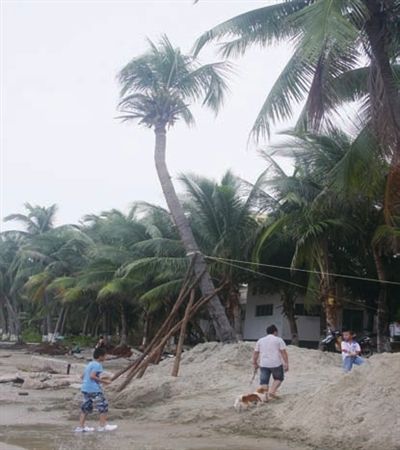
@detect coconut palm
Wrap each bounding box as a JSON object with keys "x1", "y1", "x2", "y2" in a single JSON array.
[
  {"x1": 194, "y1": 0, "x2": 400, "y2": 221},
  {"x1": 1, "y1": 204, "x2": 60, "y2": 339},
  {"x1": 255, "y1": 129, "x2": 368, "y2": 330},
  {"x1": 117, "y1": 35, "x2": 236, "y2": 341},
  {"x1": 77, "y1": 208, "x2": 188, "y2": 345},
  {"x1": 4, "y1": 203, "x2": 58, "y2": 236},
  {"x1": 179, "y1": 170, "x2": 267, "y2": 337},
  {"x1": 22, "y1": 226, "x2": 94, "y2": 338},
  {"x1": 0, "y1": 233, "x2": 25, "y2": 339},
  {"x1": 256, "y1": 125, "x2": 400, "y2": 349},
  {"x1": 194, "y1": 1, "x2": 400, "y2": 139}
]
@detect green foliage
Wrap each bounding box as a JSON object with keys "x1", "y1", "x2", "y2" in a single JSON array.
[
  {"x1": 118, "y1": 35, "x2": 232, "y2": 130},
  {"x1": 195, "y1": 0, "x2": 400, "y2": 141},
  {"x1": 21, "y1": 328, "x2": 42, "y2": 343},
  {"x1": 63, "y1": 335, "x2": 97, "y2": 348}
]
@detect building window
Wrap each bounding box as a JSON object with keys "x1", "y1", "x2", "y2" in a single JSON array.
[
  {"x1": 295, "y1": 304, "x2": 321, "y2": 317},
  {"x1": 255, "y1": 304, "x2": 273, "y2": 317}
]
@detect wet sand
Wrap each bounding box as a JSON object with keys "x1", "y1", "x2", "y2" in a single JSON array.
[{"x1": 0, "y1": 349, "x2": 311, "y2": 450}]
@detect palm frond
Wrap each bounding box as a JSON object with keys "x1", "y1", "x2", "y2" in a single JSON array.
[{"x1": 193, "y1": 1, "x2": 310, "y2": 56}]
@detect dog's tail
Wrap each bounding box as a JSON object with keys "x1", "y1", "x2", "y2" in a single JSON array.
[{"x1": 234, "y1": 396, "x2": 243, "y2": 412}]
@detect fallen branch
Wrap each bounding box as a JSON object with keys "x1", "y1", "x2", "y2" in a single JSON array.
[{"x1": 117, "y1": 281, "x2": 227, "y2": 391}]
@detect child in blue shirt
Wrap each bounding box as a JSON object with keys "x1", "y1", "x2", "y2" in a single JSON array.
[{"x1": 75, "y1": 347, "x2": 117, "y2": 432}]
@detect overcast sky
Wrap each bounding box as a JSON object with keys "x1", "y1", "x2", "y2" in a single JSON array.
[{"x1": 1, "y1": 0, "x2": 295, "y2": 231}]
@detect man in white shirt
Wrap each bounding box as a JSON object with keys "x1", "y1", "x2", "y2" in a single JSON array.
[
  {"x1": 341, "y1": 329, "x2": 364, "y2": 373},
  {"x1": 253, "y1": 324, "x2": 289, "y2": 399}
]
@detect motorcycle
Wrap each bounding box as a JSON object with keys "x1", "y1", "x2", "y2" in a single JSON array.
[
  {"x1": 319, "y1": 328, "x2": 342, "y2": 353},
  {"x1": 356, "y1": 334, "x2": 373, "y2": 358},
  {"x1": 319, "y1": 329, "x2": 373, "y2": 358}
]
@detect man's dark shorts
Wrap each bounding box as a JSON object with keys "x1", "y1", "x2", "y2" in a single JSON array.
[
  {"x1": 260, "y1": 365, "x2": 284, "y2": 385},
  {"x1": 81, "y1": 392, "x2": 108, "y2": 414}
]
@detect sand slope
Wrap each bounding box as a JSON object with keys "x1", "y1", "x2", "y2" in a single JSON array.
[{"x1": 112, "y1": 342, "x2": 400, "y2": 450}]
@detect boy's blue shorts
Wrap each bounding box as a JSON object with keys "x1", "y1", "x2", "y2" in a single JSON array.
[{"x1": 81, "y1": 391, "x2": 108, "y2": 414}]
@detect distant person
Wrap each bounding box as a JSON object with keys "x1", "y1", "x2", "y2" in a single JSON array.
[
  {"x1": 75, "y1": 347, "x2": 117, "y2": 433},
  {"x1": 252, "y1": 324, "x2": 289, "y2": 400},
  {"x1": 95, "y1": 335, "x2": 106, "y2": 350},
  {"x1": 341, "y1": 329, "x2": 364, "y2": 373}
]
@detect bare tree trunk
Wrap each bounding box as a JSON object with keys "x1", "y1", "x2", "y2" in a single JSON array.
[
  {"x1": 52, "y1": 307, "x2": 64, "y2": 342},
  {"x1": 154, "y1": 127, "x2": 236, "y2": 342},
  {"x1": 60, "y1": 306, "x2": 69, "y2": 335},
  {"x1": 141, "y1": 311, "x2": 150, "y2": 348},
  {"x1": 373, "y1": 246, "x2": 391, "y2": 352},
  {"x1": 320, "y1": 241, "x2": 338, "y2": 331},
  {"x1": 43, "y1": 293, "x2": 52, "y2": 336},
  {"x1": 118, "y1": 303, "x2": 128, "y2": 347},
  {"x1": 281, "y1": 290, "x2": 299, "y2": 346},
  {"x1": 364, "y1": 0, "x2": 400, "y2": 222},
  {"x1": 81, "y1": 311, "x2": 90, "y2": 336},
  {"x1": 227, "y1": 286, "x2": 243, "y2": 340},
  {"x1": 4, "y1": 296, "x2": 21, "y2": 341},
  {"x1": 0, "y1": 301, "x2": 6, "y2": 335},
  {"x1": 172, "y1": 290, "x2": 195, "y2": 377}
]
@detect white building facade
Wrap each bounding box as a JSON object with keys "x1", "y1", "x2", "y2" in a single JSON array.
[{"x1": 243, "y1": 284, "x2": 369, "y2": 345}]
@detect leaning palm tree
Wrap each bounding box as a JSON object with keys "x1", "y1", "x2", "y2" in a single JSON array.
[
  {"x1": 180, "y1": 171, "x2": 265, "y2": 338},
  {"x1": 117, "y1": 35, "x2": 236, "y2": 341}
]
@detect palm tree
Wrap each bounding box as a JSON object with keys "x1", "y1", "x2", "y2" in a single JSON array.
[
  {"x1": 257, "y1": 126, "x2": 400, "y2": 349},
  {"x1": 180, "y1": 170, "x2": 265, "y2": 338},
  {"x1": 22, "y1": 226, "x2": 93, "y2": 339},
  {"x1": 255, "y1": 129, "x2": 363, "y2": 330},
  {"x1": 4, "y1": 203, "x2": 58, "y2": 235},
  {"x1": 79, "y1": 208, "x2": 188, "y2": 346},
  {"x1": 0, "y1": 233, "x2": 25, "y2": 339},
  {"x1": 194, "y1": 0, "x2": 400, "y2": 220},
  {"x1": 1, "y1": 204, "x2": 59, "y2": 339},
  {"x1": 117, "y1": 35, "x2": 236, "y2": 341}
]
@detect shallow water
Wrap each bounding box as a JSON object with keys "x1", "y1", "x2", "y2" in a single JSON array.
[{"x1": 0, "y1": 424, "x2": 309, "y2": 450}]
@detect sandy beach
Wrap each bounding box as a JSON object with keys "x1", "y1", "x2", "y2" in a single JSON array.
[{"x1": 1, "y1": 343, "x2": 399, "y2": 450}]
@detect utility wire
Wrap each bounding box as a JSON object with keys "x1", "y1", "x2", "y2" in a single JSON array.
[
  {"x1": 205, "y1": 255, "x2": 379, "y2": 313},
  {"x1": 205, "y1": 255, "x2": 400, "y2": 287}
]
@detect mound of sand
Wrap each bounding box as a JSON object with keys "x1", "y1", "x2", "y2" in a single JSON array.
[{"x1": 111, "y1": 342, "x2": 400, "y2": 450}]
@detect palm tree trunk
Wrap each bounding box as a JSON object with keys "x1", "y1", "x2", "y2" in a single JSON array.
[
  {"x1": 44, "y1": 293, "x2": 52, "y2": 336},
  {"x1": 364, "y1": 0, "x2": 400, "y2": 136},
  {"x1": 365, "y1": 0, "x2": 400, "y2": 222},
  {"x1": 281, "y1": 290, "x2": 299, "y2": 346},
  {"x1": 52, "y1": 306, "x2": 64, "y2": 342},
  {"x1": 141, "y1": 311, "x2": 150, "y2": 348},
  {"x1": 154, "y1": 127, "x2": 236, "y2": 342},
  {"x1": 320, "y1": 241, "x2": 338, "y2": 330},
  {"x1": 227, "y1": 285, "x2": 243, "y2": 340},
  {"x1": 4, "y1": 296, "x2": 21, "y2": 342},
  {"x1": 372, "y1": 246, "x2": 391, "y2": 352},
  {"x1": 60, "y1": 306, "x2": 69, "y2": 335},
  {"x1": 118, "y1": 303, "x2": 128, "y2": 347},
  {"x1": 0, "y1": 301, "x2": 6, "y2": 335},
  {"x1": 81, "y1": 311, "x2": 89, "y2": 336}
]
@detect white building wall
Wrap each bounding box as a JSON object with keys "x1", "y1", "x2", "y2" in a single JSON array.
[{"x1": 243, "y1": 291, "x2": 320, "y2": 342}]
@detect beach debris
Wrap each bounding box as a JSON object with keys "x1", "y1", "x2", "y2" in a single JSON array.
[
  {"x1": 0, "y1": 374, "x2": 24, "y2": 384},
  {"x1": 31, "y1": 342, "x2": 69, "y2": 356}
]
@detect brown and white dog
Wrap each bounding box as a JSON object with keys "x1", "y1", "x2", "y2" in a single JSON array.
[{"x1": 234, "y1": 386, "x2": 269, "y2": 412}]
